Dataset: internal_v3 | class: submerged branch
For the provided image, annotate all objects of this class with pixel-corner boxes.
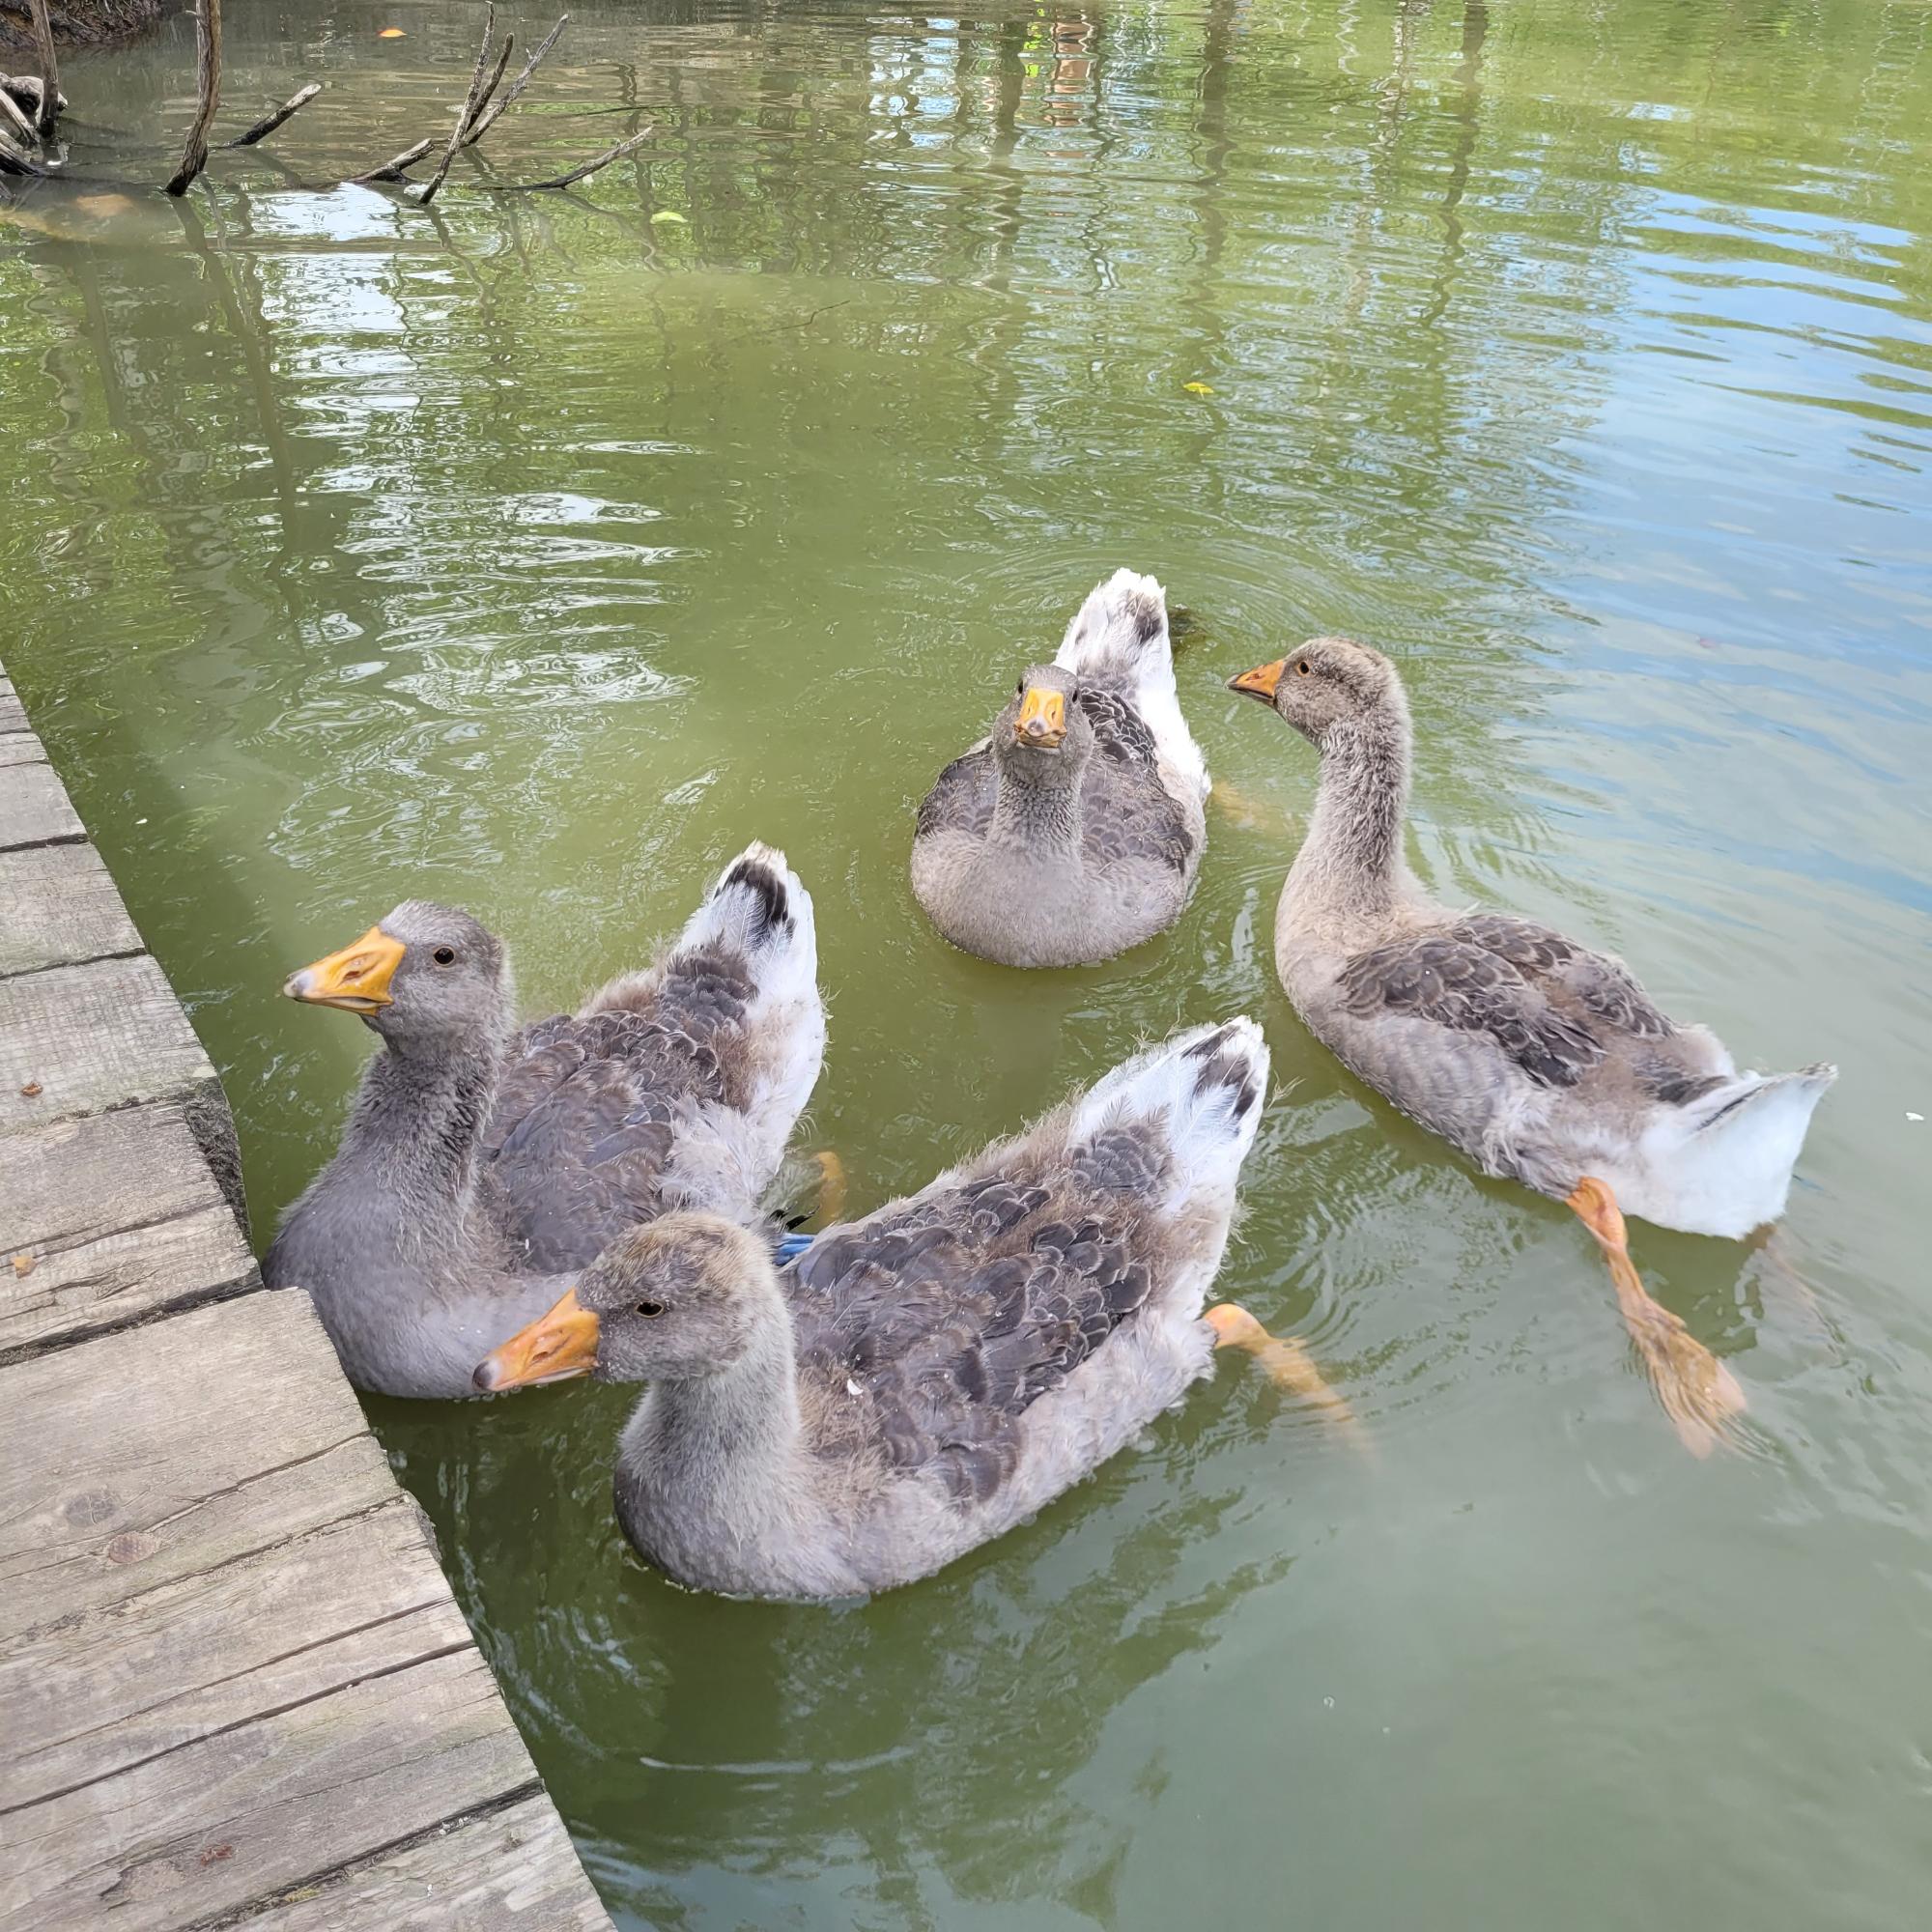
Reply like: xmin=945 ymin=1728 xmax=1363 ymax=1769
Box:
xmin=225 ymin=81 xmax=321 ymax=149
xmin=350 ymin=135 xmax=433 ymax=185
xmin=465 ymin=12 xmax=568 ymax=146
xmin=414 ymin=1 xmax=496 ymax=207
xmin=486 ymin=123 xmax=653 ymax=192
xmin=163 ymin=0 xmax=223 ymax=196
xmin=0 ymin=126 xmax=48 ymax=177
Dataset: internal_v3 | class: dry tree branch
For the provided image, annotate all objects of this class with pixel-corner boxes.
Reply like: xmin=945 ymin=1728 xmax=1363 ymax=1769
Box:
xmin=466 ymin=12 xmax=568 ymax=146
xmin=0 ymin=81 xmax=40 ymax=149
xmin=351 ymin=136 xmax=434 ymax=185
xmin=225 ymin=81 xmax=321 ymax=149
xmin=0 ymin=125 xmax=49 ymax=178
xmin=463 ymin=33 xmax=514 ymax=140
xmin=414 ymin=2 xmax=497 ymax=207
xmin=486 ymin=124 xmax=653 ymax=192
xmin=164 ymin=0 xmax=223 ymax=196
xmin=24 ymin=0 xmax=59 ymax=138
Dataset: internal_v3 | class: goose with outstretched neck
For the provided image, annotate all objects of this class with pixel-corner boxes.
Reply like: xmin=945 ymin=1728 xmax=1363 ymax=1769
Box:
xmin=265 ymin=844 xmax=826 ymax=1400
xmin=912 ymin=570 xmax=1208 ymax=967
xmin=1228 ymin=640 xmax=1833 ymax=1456
xmin=476 ymin=1020 xmax=1341 ymax=1600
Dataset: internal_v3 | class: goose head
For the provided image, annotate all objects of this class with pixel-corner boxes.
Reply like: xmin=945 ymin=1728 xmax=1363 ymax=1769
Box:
xmin=992 ymin=664 xmax=1094 ymax=775
xmin=283 ymin=899 xmax=508 ymax=1050
xmin=1229 ymin=637 xmax=1407 ymax=751
xmin=472 ymin=1213 xmax=777 ymax=1392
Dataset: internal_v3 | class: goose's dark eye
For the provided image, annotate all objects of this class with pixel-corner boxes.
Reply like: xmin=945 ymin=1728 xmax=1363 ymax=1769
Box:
xmin=1295 ymin=660 xmax=1312 ymax=677
xmin=636 ymin=1299 xmax=666 ymax=1319
xmin=432 ymin=946 xmax=456 ymax=965
xmin=1015 ymin=678 xmax=1026 ymax=697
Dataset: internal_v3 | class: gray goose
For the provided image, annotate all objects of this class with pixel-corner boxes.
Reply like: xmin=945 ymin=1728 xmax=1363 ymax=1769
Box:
xmin=264 ymin=844 xmax=825 ymax=1400
xmin=911 ymin=570 xmax=1209 ymax=968
xmin=1228 ymin=640 xmax=1834 ymax=1455
xmin=476 ymin=1020 xmax=1325 ymax=1601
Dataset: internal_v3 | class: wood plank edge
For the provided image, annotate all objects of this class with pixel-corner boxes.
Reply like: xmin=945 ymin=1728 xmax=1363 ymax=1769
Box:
xmin=0 ymin=942 xmax=147 ymax=985
xmin=171 ymin=1780 xmax=592 ymax=1932
xmin=0 ymin=1260 xmax=266 ymax=1369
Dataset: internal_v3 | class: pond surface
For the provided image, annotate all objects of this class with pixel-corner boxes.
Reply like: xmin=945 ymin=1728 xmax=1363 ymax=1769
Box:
xmin=6 ymin=0 xmax=1931 ymax=1924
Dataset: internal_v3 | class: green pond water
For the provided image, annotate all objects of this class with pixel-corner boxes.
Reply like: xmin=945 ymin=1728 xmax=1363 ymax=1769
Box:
xmin=6 ymin=0 xmax=1932 ymax=1922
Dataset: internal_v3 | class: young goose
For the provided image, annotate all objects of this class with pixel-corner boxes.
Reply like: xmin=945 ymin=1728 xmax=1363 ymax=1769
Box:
xmin=911 ymin=570 xmax=1208 ymax=968
xmin=477 ymin=1020 xmax=1314 ymax=1601
xmin=265 ymin=845 xmax=825 ymax=1400
xmin=1228 ymin=641 xmax=1834 ymax=1456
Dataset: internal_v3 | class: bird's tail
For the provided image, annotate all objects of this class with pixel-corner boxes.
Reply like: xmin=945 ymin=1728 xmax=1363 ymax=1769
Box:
xmin=676 ymin=842 xmax=817 ymax=995
xmin=1635 ymin=1063 xmax=1836 ymax=1237
xmin=1073 ymin=1018 xmax=1269 ymax=1212
xmin=1054 ymin=568 xmax=1175 ymax=693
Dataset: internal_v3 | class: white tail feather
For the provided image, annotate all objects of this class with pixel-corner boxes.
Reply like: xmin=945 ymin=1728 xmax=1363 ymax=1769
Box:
xmin=655 ymin=842 xmax=826 ymax=1218
xmin=1053 ymin=568 xmax=1208 ymax=798
xmin=672 ymin=841 xmax=818 ymax=1007
xmin=1074 ymin=1018 xmax=1268 ymax=1210
xmin=1624 ymin=1064 xmax=1835 ymax=1237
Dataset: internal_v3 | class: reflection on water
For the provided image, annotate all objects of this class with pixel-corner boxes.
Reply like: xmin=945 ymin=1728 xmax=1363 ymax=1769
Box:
xmin=6 ymin=1 xmax=1931 ymax=1926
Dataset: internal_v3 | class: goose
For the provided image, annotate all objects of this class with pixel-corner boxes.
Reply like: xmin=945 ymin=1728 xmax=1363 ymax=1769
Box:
xmin=1227 ymin=640 xmax=1833 ymax=1455
xmin=264 ymin=844 xmax=825 ymax=1400
xmin=475 ymin=1019 xmax=1321 ymax=1600
xmin=911 ymin=570 xmax=1208 ymax=968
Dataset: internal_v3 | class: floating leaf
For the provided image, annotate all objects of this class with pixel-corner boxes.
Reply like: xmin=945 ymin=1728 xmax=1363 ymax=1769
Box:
xmin=650 ymin=210 xmax=689 ymax=225
xmin=1182 ymin=381 xmax=1214 ymax=395
xmin=378 ymin=25 xmax=407 ymax=38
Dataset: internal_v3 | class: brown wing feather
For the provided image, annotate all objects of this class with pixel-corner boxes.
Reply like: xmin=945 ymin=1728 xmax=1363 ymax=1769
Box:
xmin=1339 ymin=932 xmax=1604 ymax=1089
xmin=482 ymin=944 xmax=757 ymax=1270
xmin=1075 ymin=688 xmax=1197 ymax=874
xmin=916 ymin=746 xmax=996 ymax=841
xmin=1452 ymin=913 xmax=1671 ymax=1038
xmin=787 ymin=1155 xmax=1164 ymax=1508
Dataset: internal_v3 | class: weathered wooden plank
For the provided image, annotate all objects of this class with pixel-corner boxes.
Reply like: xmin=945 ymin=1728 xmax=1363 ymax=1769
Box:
xmin=0 ymin=1104 xmax=258 ymax=1359
xmin=247 ymin=1798 xmax=613 ymax=1931
xmin=0 ymin=839 xmax=143 ymax=978
xmin=0 ymin=1290 xmax=392 ymax=1630
xmin=0 ymin=1647 xmax=542 ymax=1932
xmin=0 ymin=953 xmax=217 ymax=1137
xmin=0 ymin=660 xmax=611 ymax=1932
xmin=0 ymin=753 xmax=83 ymax=849
xmin=3 ymin=1497 xmax=466 ymax=1809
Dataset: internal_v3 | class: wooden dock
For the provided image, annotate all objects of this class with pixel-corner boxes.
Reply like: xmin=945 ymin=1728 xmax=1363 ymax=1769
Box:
xmin=0 ymin=665 xmax=611 ymax=1931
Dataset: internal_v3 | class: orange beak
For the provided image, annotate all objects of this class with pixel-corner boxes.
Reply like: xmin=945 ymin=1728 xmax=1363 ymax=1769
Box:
xmin=473 ymin=1287 xmax=601 ymax=1393
xmin=1015 ymin=687 xmax=1067 ymax=749
xmin=284 ymin=926 xmax=407 ymax=1013
xmin=1228 ymin=659 xmax=1287 ymax=703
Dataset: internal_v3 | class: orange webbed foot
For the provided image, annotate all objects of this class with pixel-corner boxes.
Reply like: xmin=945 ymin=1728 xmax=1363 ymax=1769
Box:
xmin=1208 ymin=1303 xmax=1367 ymax=1451
xmin=1566 ymin=1178 xmax=1747 ymax=1459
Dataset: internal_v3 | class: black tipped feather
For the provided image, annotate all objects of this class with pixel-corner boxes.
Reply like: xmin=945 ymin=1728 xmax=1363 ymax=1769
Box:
xmin=720 ymin=859 xmax=792 ymax=944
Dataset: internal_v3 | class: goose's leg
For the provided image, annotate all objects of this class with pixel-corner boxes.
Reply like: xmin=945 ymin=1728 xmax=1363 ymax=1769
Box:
xmin=1207 ymin=1303 xmax=1362 ymax=1440
xmin=810 ymin=1150 xmax=848 ymax=1224
xmin=1566 ymin=1177 xmax=1747 ymax=1458
xmin=1749 ymin=1226 xmax=1827 ymax=1335
xmin=1208 ymin=781 xmax=1293 ymax=837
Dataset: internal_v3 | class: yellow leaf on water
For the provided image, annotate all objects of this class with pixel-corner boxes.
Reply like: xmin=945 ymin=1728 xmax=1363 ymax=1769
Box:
xmin=1182 ymin=381 xmax=1215 ymax=395
xmin=378 ymin=26 xmax=406 ymax=38
xmin=650 ymin=210 xmax=689 ymax=225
